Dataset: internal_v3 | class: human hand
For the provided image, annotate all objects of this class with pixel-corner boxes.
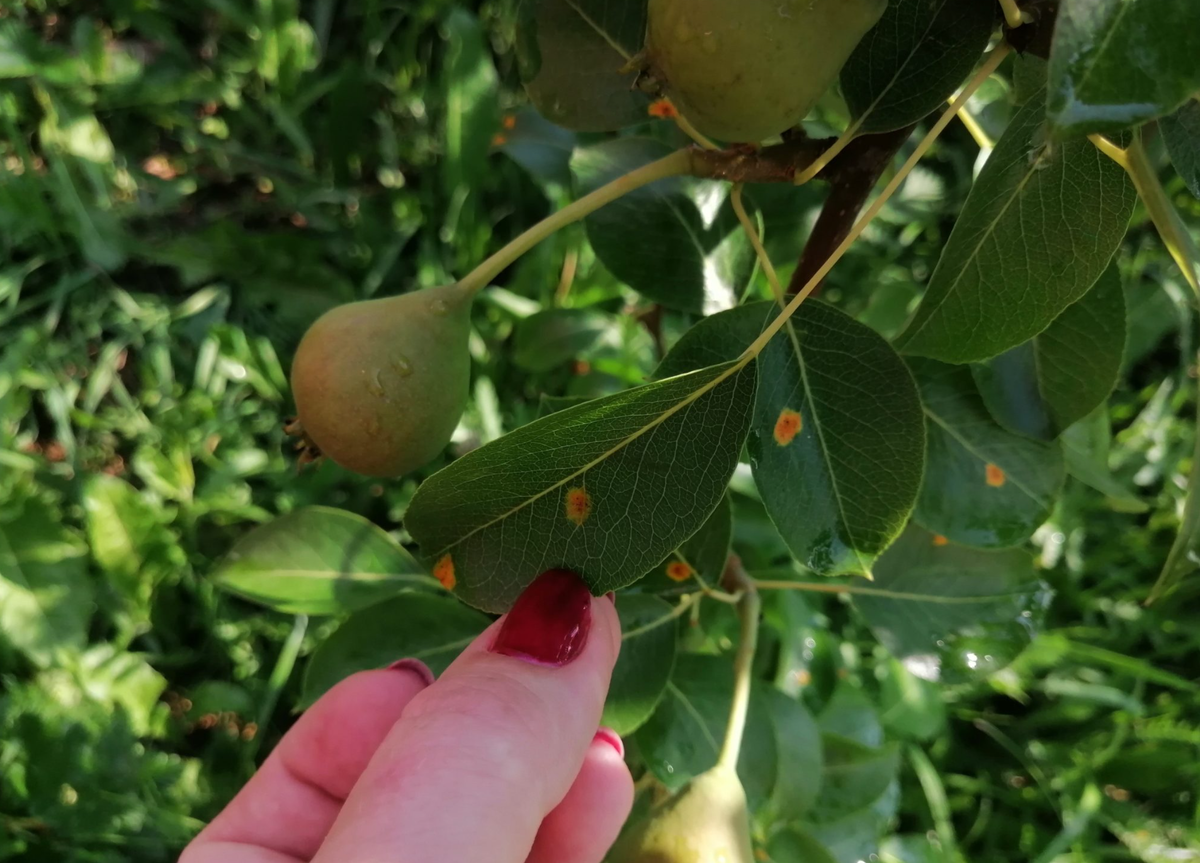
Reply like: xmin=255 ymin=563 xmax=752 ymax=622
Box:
xmin=181 ymin=570 xmax=632 ymax=863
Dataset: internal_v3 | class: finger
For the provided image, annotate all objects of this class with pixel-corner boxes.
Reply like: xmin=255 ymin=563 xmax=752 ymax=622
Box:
xmin=527 ymin=729 xmax=634 ymax=863
xmin=314 ymin=570 xmax=621 ymax=863
xmin=182 ymin=663 xmax=432 ymax=863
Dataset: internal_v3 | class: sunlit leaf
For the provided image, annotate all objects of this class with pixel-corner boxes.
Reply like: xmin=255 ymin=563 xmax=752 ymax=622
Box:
xmin=896 ymin=88 xmax=1135 ymax=363
xmin=214 ymin=507 xmax=437 ymax=615
xmin=406 ymin=362 xmax=755 ymax=612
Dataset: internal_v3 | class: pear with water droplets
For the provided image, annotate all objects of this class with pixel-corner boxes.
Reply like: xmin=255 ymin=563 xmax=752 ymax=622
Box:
xmin=290 ymin=282 xmax=472 ymax=477
xmin=645 ymin=0 xmax=887 ymax=142
xmin=611 ymin=765 xmax=754 ymax=863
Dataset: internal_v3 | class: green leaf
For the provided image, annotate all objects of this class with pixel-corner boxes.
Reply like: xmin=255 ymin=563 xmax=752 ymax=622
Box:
xmin=516 ymin=0 xmax=649 ymax=132
xmin=805 ymin=785 xmax=899 ymax=863
xmin=911 ymin=358 xmax=1065 ymax=547
xmin=302 ymin=592 xmax=490 ymax=705
xmin=405 ymin=361 xmax=754 ymax=612
xmin=640 ymin=493 xmax=731 ymax=592
xmin=853 ymin=524 xmax=1041 ymax=659
xmin=83 ymin=475 xmax=180 ymax=625
xmin=840 ymin=0 xmax=996 ymax=134
xmin=659 ymin=301 xmax=925 ymax=575
xmin=494 ymin=106 xmax=578 ymax=187
xmin=1161 ymin=98 xmax=1200 ymax=198
xmin=634 ymin=654 xmax=778 ymax=811
xmin=809 ymin=733 xmax=900 ymax=823
xmin=0 ymin=497 xmax=91 ymax=666
xmin=877 ymin=656 xmax=947 ymax=741
xmin=1047 ymin=0 xmax=1200 ymax=137
xmin=896 ymin=88 xmax=1135 ymax=363
xmin=513 ymin=308 xmax=614 ymax=373
xmin=762 ymin=688 xmax=824 ymax=822
xmin=440 ymin=10 xmax=500 ymax=192
xmin=572 ymin=138 xmax=753 ymax=313
xmin=213 ymin=507 xmax=437 ymax=616
xmin=602 ymin=594 xmax=678 ymax=735
xmin=768 ymin=828 xmax=841 ymax=863
xmin=818 ymin=681 xmax=883 ymax=748
xmin=971 ymin=263 xmax=1126 ymax=440
xmin=1061 ymin=407 xmax=1148 ymax=512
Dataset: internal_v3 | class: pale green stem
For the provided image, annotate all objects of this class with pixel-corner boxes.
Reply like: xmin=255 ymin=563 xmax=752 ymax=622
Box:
xmin=1125 ymin=133 xmax=1200 ymax=297
xmin=717 ymin=564 xmax=760 ymax=771
xmin=457 ymin=149 xmax=695 ymax=295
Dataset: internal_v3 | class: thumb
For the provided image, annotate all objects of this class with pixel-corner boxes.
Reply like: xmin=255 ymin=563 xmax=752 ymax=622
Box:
xmin=313 ymin=569 xmax=621 ymax=863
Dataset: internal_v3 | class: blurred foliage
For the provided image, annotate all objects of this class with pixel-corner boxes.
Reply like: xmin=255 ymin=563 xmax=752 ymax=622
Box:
xmin=0 ymin=1 xmax=1198 ymax=861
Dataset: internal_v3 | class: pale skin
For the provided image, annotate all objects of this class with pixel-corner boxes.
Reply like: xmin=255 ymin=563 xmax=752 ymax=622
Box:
xmin=181 ymin=598 xmax=632 ymax=863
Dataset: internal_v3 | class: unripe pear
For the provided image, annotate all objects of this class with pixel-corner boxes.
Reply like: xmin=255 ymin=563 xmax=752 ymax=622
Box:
xmin=645 ymin=0 xmax=888 ymax=142
xmin=610 ymin=765 xmax=754 ymax=863
xmin=289 ymin=282 xmax=472 ymax=477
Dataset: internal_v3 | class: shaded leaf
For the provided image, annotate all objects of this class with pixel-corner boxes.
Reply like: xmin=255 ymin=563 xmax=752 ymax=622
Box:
xmin=440 ymin=10 xmax=500 ymax=192
xmin=841 ymin=0 xmax=996 ymax=134
xmin=214 ymin=507 xmax=436 ymax=616
xmin=406 ymin=361 xmax=755 ymax=612
xmin=763 ymin=688 xmax=824 ymax=822
xmin=659 ymin=300 xmax=925 ymax=575
xmin=517 ymin=0 xmax=649 ymax=132
xmin=972 ymin=262 xmax=1126 ymax=440
xmin=0 ymin=497 xmax=91 ymax=666
xmin=1048 ymin=0 xmax=1200 ymax=137
xmin=805 ymin=782 xmax=900 ymax=863
xmin=877 ymin=655 xmax=947 ymax=741
xmin=896 ymin=88 xmax=1135 ymax=363
xmin=1161 ymin=99 xmax=1200 ymax=199
xmin=640 ymin=493 xmax=731 ymax=592
xmin=808 ymin=733 xmax=900 ymax=823
xmin=911 ymin=358 xmax=1065 ymax=548
xmin=513 ymin=307 xmax=614 ymax=373
xmin=302 ymin=592 xmax=490 ymax=705
xmin=768 ymin=827 xmax=840 ymax=863
xmin=494 ymin=106 xmax=577 ymax=186
xmin=854 ymin=524 xmax=1042 ymax=659
xmin=602 ymin=594 xmax=678 ymax=735
xmin=634 ymin=654 xmax=778 ymax=811
xmin=572 ymin=137 xmax=753 ymax=313
xmin=1061 ymin=407 xmax=1148 ymax=512
xmin=818 ymin=681 xmax=883 ymax=748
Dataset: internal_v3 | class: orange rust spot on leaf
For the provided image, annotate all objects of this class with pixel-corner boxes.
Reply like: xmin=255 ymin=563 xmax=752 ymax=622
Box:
xmin=666 ymin=561 xmax=694 ymax=582
xmin=985 ymin=463 xmax=1006 ymax=487
xmin=502 ymin=113 xmax=517 ymax=130
xmin=491 ymin=132 xmax=507 ymax=147
xmin=648 ymin=98 xmax=678 ymax=119
xmin=433 ymin=554 xmax=456 ymax=590
xmin=932 ymin=534 xmax=949 ymax=547
xmin=791 ymin=668 xmax=812 ymax=687
xmin=773 ymin=408 xmax=803 ymax=446
xmin=565 ymin=487 xmax=592 ymax=526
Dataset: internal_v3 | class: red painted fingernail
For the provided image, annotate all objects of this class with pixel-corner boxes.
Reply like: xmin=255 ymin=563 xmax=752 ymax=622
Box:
xmin=490 ymin=569 xmax=593 ymax=666
xmin=594 ymin=727 xmax=624 ymax=758
xmin=386 ymin=657 xmax=435 ymax=686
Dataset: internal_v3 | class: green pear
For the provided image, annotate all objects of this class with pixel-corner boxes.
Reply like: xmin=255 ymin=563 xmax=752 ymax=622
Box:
xmin=610 ymin=765 xmax=754 ymax=863
xmin=646 ymin=0 xmax=888 ymax=142
xmin=290 ymin=282 xmax=472 ymax=477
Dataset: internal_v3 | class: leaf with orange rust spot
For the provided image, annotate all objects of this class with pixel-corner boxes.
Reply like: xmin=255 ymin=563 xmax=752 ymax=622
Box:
xmin=406 ymin=363 xmax=754 ymax=612
xmin=641 ymin=494 xmax=732 ymax=594
xmin=648 ymin=98 xmax=678 ymax=119
xmin=658 ymin=301 xmax=924 ymax=576
xmin=910 ymin=358 xmax=1064 ymax=549
xmin=433 ymin=554 xmax=456 ymax=590
xmin=665 ymin=561 xmax=694 ymax=582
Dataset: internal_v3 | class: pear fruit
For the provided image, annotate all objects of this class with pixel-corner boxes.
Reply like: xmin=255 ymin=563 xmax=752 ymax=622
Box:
xmin=289 ymin=282 xmax=472 ymax=477
xmin=610 ymin=765 xmax=754 ymax=863
xmin=645 ymin=0 xmax=888 ymax=142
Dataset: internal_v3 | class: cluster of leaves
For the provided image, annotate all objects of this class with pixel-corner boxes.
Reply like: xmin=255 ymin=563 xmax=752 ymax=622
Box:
xmin=2 ymin=0 xmax=1200 ymax=861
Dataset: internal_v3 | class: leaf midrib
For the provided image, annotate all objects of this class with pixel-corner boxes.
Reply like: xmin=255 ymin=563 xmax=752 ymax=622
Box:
xmin=922 ymin=406 xmax=1050 ymax=506
xmin=565 ymin=0 xmax=632 ymax=62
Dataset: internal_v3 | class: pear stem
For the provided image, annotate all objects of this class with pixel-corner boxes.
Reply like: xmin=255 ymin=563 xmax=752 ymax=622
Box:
xmin=717 ymin=556 xmax=760 ymax=772
xmin=457 ymin=149 xmax=696 ymax=296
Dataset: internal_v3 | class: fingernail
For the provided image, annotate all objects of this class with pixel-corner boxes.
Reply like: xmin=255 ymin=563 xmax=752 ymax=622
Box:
xmin=386 ymin=657 xmax=435 ymax=686
xmin=490 ymin=569 xmax=592 ymax=666
xmin=594 ymin=727 xmax=624 ymax=758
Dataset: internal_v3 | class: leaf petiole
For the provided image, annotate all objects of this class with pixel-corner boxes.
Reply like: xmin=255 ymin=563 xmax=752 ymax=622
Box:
xmin=716 ymin=557 xmax=760 ymax=771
